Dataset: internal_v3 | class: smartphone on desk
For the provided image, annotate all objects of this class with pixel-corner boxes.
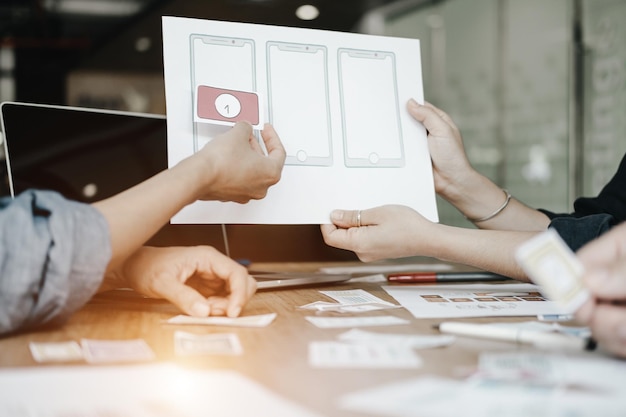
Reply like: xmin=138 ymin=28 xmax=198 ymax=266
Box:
xmin=251 ymin=271 xmax=351 ymax=290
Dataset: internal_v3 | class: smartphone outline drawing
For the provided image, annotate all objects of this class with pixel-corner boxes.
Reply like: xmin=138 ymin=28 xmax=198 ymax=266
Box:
xmin=266 ymin=41 xmax=332 ymax=166
xmin=189 ymin=34 xmax=256 ymax=153
xmin=337 ymin=48 xmax=404 ymax=168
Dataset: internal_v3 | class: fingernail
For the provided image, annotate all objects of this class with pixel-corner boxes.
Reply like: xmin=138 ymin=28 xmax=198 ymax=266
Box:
xmin=408 ymin=98 xmax=419 ymax=108
xmin=191 ymin=302 xmax=210 ymax=317
xmin=330 ymin=210 xmax=344 ymax=221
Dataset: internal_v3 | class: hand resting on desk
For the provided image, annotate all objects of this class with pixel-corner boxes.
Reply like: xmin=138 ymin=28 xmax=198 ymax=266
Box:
xmin=99 ymin=246 xmax=257 ymax=318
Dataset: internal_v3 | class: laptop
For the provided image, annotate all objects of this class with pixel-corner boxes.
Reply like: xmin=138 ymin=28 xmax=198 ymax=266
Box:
xmin=0 ymin=101 xmax=167 ymax=202
xmin=0 ymin=101 xmax=351 ymax=289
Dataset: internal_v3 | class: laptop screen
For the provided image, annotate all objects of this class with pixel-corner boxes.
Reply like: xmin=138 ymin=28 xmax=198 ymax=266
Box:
xmin=0 ymin=102 xmax=166 ymax=202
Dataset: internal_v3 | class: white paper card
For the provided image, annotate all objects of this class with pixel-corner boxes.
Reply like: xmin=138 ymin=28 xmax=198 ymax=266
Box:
xmin=166 ymin=313 xmax=277 ymax=327
xmin=308 ymin=341 xmax=422 ymax=369
xmin=383 ymin=283 xmax=572 ymax=318
xmin=162 ymin=16 xmax=437 ymax=224
xmin=305 ymin=315 xmax=410 ymax=329
xmin=515 ymin=228 xmax=590 ymax=313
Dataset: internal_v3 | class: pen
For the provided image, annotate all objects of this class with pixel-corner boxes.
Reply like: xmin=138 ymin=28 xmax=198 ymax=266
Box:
xmin=434 ymin=321 xmax=596 ymax=352
xmin=387 ymin=271 xmax=510 ymax=283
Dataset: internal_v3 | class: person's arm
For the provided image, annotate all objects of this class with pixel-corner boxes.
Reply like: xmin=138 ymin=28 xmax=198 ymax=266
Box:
xmin=575 ymin=222 xmax=626 ymax=358
xmin=321 ymin=205 xmax=535 ymax=280
xmin=0 ymin=191 xmax=110 ymax=335
xmin=407 ymin=100 xmax=550 ymax=231
xmin=0 ymin=122 xmax=285 ymax=335
xmin=93 ymin=122 xmax=285 ymax=271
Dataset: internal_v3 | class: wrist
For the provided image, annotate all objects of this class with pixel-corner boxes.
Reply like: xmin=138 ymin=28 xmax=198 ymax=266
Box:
xmin=98 ymin=269 xmax=126 ymax=293
xmin=439 ymin=170 xmax=493 ymax=206
xmin=173 ymin=152 xmax=218 ymax=204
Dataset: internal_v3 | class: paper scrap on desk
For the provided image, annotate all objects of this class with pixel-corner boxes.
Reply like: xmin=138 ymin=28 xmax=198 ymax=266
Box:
xmin=319 ymin=263 xmax=452 ymax=275
xmin=175 ymin=331 xmax=243 ymax=356
xmin=383 ymin=283 xmax=570 ymax=319
xmin=0 ymin=364 xmax=324 ymax=417
xmin=475 ymin=352 xmax=626 ymax=390
xmin=305 ymin=315 xmax=410 ymax=329
xmin=339 ymin=376 xmax=465 ymax=417
xmin=166 ymin=312 xmax=277 ymax=327
xmin=347 ymin=273 xmax=387 ymax=283
xmin=320 ymin=289 xmax=395 ymax=306
xmin=299 ymin=301 xmax=398 ymax=313
xmin=81 ymin=338 xmax=156 ymax=364
xmin=298 ymin=289 xmax=400 ymax=313
xmin=515 ymin=228 xmax=590 ymax=313
xmin=29 ymin=341 xmax=84 ymax=363
xmin=339 ymin=353 xmax=626 ymax=417
xmin=309 ymin=341 xmax=422 ymax=369
xmin=337 ymin=328 xmax=455 ymax=349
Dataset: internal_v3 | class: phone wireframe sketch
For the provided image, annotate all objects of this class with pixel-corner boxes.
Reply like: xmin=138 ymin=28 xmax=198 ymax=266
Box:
xmin=189 ymin=34 xmax=256 ymax=152
xmin=266 ymin=41 xmax=332 ymax=166
xmin=337 ymin=48 xmax=404 ymax=168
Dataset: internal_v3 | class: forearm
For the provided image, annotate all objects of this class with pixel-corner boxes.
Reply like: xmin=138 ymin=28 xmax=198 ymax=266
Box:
xmin=441 ymin=170 xmax=550 ymax=232
xmin=418 ymin=223 xmax=539 ymax=281
xmin=93 ymin=155 xmax=210 ymax=272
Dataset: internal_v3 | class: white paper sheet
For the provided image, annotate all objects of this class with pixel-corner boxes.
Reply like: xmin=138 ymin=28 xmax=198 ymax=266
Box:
xmin=0 ymin=363 xmax=323 ymax=417
xmin=308 ymin=341 xmax=422 ymax=369
xmin=339 ymin=353 xmax=626 ymax=417
xmin=162 ymin=16 xmax=437 ymax=224
xmin=383 ymin=283 xmax=570 ymax=318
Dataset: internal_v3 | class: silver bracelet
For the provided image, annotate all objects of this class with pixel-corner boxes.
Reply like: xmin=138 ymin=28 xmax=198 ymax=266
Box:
xmin=465 ymin=189 xmax=512 ymax=223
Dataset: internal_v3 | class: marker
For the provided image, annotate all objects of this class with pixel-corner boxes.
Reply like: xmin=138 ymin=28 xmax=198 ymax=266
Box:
xmin=387 ymin=271 xmax=510 ymax=283
xmin=434 ymin=321 xmax=596 ymax=352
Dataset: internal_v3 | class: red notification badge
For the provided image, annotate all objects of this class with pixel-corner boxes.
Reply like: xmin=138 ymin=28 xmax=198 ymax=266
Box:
xmin=196 ymin=85 xmax=260 ymax=126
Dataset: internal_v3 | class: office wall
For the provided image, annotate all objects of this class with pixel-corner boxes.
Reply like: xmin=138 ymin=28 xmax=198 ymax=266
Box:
xmin=363 ymin=0 xmax=625 ymax=227
xmin=582 ymin=0 xmax=626 ymax=195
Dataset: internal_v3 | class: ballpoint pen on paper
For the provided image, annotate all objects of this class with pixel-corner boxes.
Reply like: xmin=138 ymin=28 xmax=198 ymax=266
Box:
xmin=434 ymin=321 xmax=596 ymax=352
xmin=387 ymin=271 xmax=511 ymax=283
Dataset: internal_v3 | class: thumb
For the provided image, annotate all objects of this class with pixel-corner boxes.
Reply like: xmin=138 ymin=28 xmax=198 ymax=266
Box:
xmin=330 ymin=209 xmax=366 ymax=228
xmin=227 ymin=121 xmax=253 ymax=143
xmin=157 ymin=280 xmax=212 ymax=317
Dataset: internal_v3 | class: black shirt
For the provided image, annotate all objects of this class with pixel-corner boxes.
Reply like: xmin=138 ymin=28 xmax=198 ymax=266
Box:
xmin=540 ymin=152 xmax=626 ymax=251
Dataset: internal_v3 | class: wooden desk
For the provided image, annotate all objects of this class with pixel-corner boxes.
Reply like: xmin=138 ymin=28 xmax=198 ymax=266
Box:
xmin=0 ymin=262 xmax=543 ymax=417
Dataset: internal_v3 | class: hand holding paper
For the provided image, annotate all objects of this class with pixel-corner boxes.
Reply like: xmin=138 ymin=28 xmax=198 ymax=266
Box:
xmin=192 ymin=122 xmax=285 ymax=203
xmin=515 ymin=228 xmax=590 ymax=314
xmin=574 ymin=222 xmax=626 ymax=358
xmin=516 ymin=226 xmax=626 ymax=358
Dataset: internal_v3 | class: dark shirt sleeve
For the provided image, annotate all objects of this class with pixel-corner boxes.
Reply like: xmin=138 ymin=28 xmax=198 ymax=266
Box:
xmin=0 ymin=190 xmax=111 ymax=336
xmin=539 ymin=152 xmax=626 ymax=251
xmin=543 ymin=214 xmax=616 ymax=252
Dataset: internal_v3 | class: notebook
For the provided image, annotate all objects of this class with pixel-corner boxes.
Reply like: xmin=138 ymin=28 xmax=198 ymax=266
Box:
xmin=0 ymin=101 xmax=351 ymax=288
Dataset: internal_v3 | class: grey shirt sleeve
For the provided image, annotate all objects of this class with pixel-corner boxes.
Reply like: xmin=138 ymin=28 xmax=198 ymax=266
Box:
xmin=0 ymin=190 xmax=111 ymax=335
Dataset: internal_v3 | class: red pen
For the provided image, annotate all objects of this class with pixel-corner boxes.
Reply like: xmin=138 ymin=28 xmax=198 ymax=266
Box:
xmin=386 ymin=271 xmax=510 ymax=283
